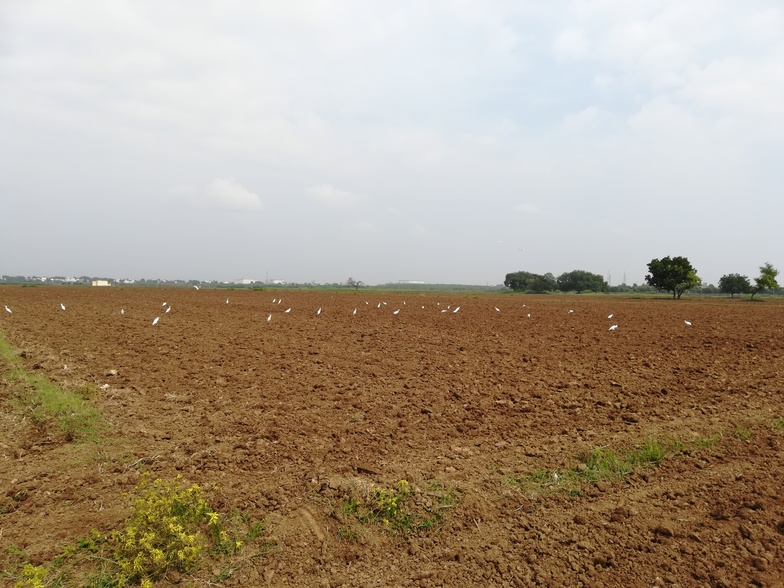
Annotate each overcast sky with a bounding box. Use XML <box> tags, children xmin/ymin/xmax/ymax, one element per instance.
<box><xmin>2</xmin><ymin>1</ymin><xmax>782</xmax><ymax>285</ymax></box>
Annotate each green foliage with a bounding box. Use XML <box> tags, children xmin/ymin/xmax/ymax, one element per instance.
<box><xmin>339</xmin><ymin>479</ymin><xmax>456</xmax><ymax>536</ymax></box>
<box><xmin>110</xmin><ymin>474</ymin><xmax>212</xmax><ymax>585</ymax></box>
<box><xmin>645</xmin><ymin>256</ymin><xmax>701</xmax><ymax>299</ymax></box>
<box><xmin>5</xmin><ymin>475</ymin><xmax>264</xmax><ymax>588</ymax></box>
<box><xmin>718</xmin><ymin>273</ymin><xmax>751</xmax><ymax>297</ymax></box>
<box><xmin>518</xmin><ymin>438</ymin><xmax>679</xmax><ymax>496</ymax></box>
<box><xmin>504</xmin><ymin>271</ymin><xmax>556</xmax><ymax>293</ymax></box>
<box><xmin>0</xmin><ymin>331</ymin><xmax>102</xmax><ymax>442</ymax></box>
<box><xmin>751</xmin><ymin>262</ymin><xmax>780</xmax><ymax>299</ymax></box>
<box><xmin>556</xmin><ymin>270</ymin><xmax>608</xmax><ymax>293</ymax></box>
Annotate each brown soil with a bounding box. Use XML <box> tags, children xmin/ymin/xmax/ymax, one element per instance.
<box><xmin>1</xmin><ymin>287</ymin><xmax>783</xmax><ymax>587</ymax></box>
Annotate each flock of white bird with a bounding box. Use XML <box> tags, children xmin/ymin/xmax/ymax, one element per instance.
<box><xmin>1</xmin><ymin>297</ymin><xmax>695</xmax><ymax>331</ymax></box>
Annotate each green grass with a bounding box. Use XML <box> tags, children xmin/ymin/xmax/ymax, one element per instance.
<box><xmin>336</xmin><ymin>479</ymin><xmax>458</xmax><ymax>537</ymax></box>
<box><xmin>691</xmin><ymin>432</ymin><xmax>724</xmax><ymax>448</ymax></box>
<box><xmin>772</xmin><ymin>418</ymin><xmax>784</xmax><ymax>431</ymax></box>
<box><xmin>0</xmin><ymin>329</ymin><xmax>103</xmax><ymax>442</ymax></box>
<box><xmin>516</xmin><ymin>437</ymin><xmax>680</xmax><ymax>497</ymax></box>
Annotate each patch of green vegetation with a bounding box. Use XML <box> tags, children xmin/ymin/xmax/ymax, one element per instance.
<box><xmin>772</xmin><ymin>418</ymin><xmax>784</xmax><ymax>431</ymax></box>
<box><xmin>691</xmin><ymin>432</ymin><xmax>724</xmax><ymax>448</ymax></box>
<box><xmin>0</xmin><ymin>330</ymin><xmax>103</xmax><ymax>442</ymax></box>
<box><xmin>516</xmin><ymin>437</ymin><xmax>680</xmax><ymax>497</ymax></box>
<box><xmin>337</xmin><ymin>479</ymin><xmax>458</xmax><ymax>537</ymax></box>
<box><xmin>733</xmin><ymin>424</ymin><xmax>754</xmax><ymax>441</ymax></box>
<box><xmin>5</xmin><ymin>474</ymin><xmax>268</xmax><ymax>588</ymax></box>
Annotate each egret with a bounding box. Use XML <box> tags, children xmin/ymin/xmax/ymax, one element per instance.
<box><xmin>272</xmin><ymin>298</ymin><xmax>277</xmax><ymax>303</ymax></box>
<box><xmin>684</xmin><ymin>320</ymin><xmax>692</xmax><ymax>326</ymax></box>
<box><xmin>285</xmin><ymin>308</ymin><xmax>291</xmax><ymax>313</ymax></box>
<box><xmin>453</xmin><ymin>306</ymin><xmax>460</xmax><ymax>313</ymax></box>
<box><xmin>527</xmin><ymin>313</ymin><xmax>531</xmax><ymax>318</ymax></box>
<box><xmin>609</xmin><ymin>324</ymin><xmax>618</xmax><ymax>331</ymax></box>
<box><xmin>393</xmin><ymin>309</ymin><xmax>400</xmax><ymax>315</ymax></box>
<box><xmin>352</xmin><ymin>308</ymin><xmax>357</xmax><ymax>316</ymax></box>
<box><xmin>120</xmin><ymin>308</ymin><xmax>125</xmax><ymax>315</ymax></box>
<box><xmin>608</xmin><ymin>314</ymin><xmax>614</xmax><ymax>319</ymax></box>
<box><xmin>568</xmin><ymin>309</ymin><xmax>574</xmax><ymax>314</ymax></box>
<box><xmin>166</xmin><ymin>306</ymin><xmax>171</xmax><ymax>313</ymax></box>
<box><xmin>377</xmin><ymin>303</ymin><xmax>381</xmax><ymax>308</ymax></box>
<box><xmin>60</xmin><ymin>303</ymin><xmax>66</xmax><ymax>311</ymax></box>
<box><xmin>226</xmin><ymin>297</ymin><xmax>229</xmax><ymax>304</ymax></box>
<box><xmin>4</xmin><ymin>305</ymin><xmax>11</xmax><ymax>314</ymax></box>
<box><xmin>441</xmin><ymin>309</ymin><xmax>448</xmax><ymax>313</ymax></box>
<box><xmin>317</xmin><ymin>307</ymin><xmax>322</xmax><ymax>315</ymax></box>
<box><xmin>267</xmin><ymin>314</ymin><xmax>272</xmax><ymax>322</ymax></box>
<box><xmin>162</xmin><ymin>301</ymin><xmax>167</xmax><ymax>307</ymax></box>
<box><xmin>495</xmin><ymin>307</ymin><xmax>500</xmax><ymax>312</ymax></box>
<box><xmin>193</xmin><ymin>285</ymin><xmax>200</xmax><ymax>290</ymax></box>
<box><xmin>152</xmin><ymin>317</ymin><xmax>160</xmax><ymax>326</ymax></box>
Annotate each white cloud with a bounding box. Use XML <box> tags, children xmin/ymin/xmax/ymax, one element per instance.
<box><xmin>207</xmin><ymin>178</ymin><xmax>262</xmax><ymax>210</ymax></box>
<box><xmin>308</xmin><ymin>184</ymin><xmax>358</xmax><ymax>206</ymax></box>
<box><xmin>173</xmin><ymin>178</ymin><xmax>261</xmax><ymax>211</ymax></box>
<box><xmin>553</xmin><ymin>28</ymin><xmax>588</xmax><ymax>61</ymax></box>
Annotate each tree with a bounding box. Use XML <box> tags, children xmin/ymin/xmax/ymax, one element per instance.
<box><xmin>346</xmin><ymin>277</ymin><xmax>364</xmax><ymax>292</ymax></box>
<box><xmin>556</xmin><ymin>270</ymin><xmax>608</xmax><ymax>293</ymax></box>
<box><xmin>504</xmin><ymin>271</ymin><xmax>555</xmax><ymax>293</ymax></box>
<box><xmin>718</xmin><ymin>274</ymin><xmax>751</xmax><ymax>298</ymax></box>
<box><xmin>751</xmin><ymin>262</ymin><xmax>779</xmax><ymax>300</ymax></box>
<box><xmin>645</xmin><ymin>256</ymin><xmax>701</xmax><ymax>299</ymax></box>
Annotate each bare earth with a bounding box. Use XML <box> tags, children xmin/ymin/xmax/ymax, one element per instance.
<box><xmin>1</xmin><ymin>287</ymin><xmax>783</xmax><ymax>587</ymax></box>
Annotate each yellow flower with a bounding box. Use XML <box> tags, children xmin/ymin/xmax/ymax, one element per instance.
<box><xmin>207</xmin><ymin>511</ymin><xmax>219</xmax><ymax>526</ymax></box>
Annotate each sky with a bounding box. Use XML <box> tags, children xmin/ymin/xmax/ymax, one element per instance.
<box><xmin>1</xmin><ymin>1</ymin><xmax>782</xmax><ymax>286</ymax></box>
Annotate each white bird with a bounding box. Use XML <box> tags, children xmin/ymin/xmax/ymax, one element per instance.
<box><xmin>365</xmin><ymin>301</ymin><xmax>369</xmax><ymax>305</ymax></box>
<box><xmin>382</xmin><ymin>301</ymin><xmax>387</xmax><ymax>306</ymax></box>
<box><xmin>193</xmin><ymin>285</ymin><xmax>199</xmax><ymax>290</ymax></box>
<box><xmin>226</xmin><ymin>297</ymin><xmax>229</xmax><ymax>304</ymax></box>
<box><xmin>608</xmin><ymin>314</ymin><xmax>614</xmax><ymax>319</ymax></box>
<box><xmin>267</xmin><ymin>314</ymin><xmax>272</xmax><ymax>322</ymax></box>
<box><xmin>60</xmin><ymin>303</ymin><xmax>66</xmax><ymax>311</ymax></box>
<box><xmin>421</xmin><ymin>305</ymin><xmax>425</xmax><ymax>309</ymax></box>
<box><xmin>272</xmin><ymin>298</ymin><xmax>277</xmax><ymax>303</ymax></box>
<box><xmin>393</xmin><ymin>309</ymin><xmax>400</xmax><ymax>315</ymax></box>
<box><xmin>441</xmin><ymin>309</ymin><xmax>448</xmax><ymax>313</ymax></box>
<box><xmin>495</xmin><ymin>307</ymin><xmax>500</xmax><ymax>312</ymax></box>
<box><xmin>317</xmin><ymin>307</ymin><xmax>322</xmax><ymax>315</ymax></box>
<box><xmin>165</xmin><ymin>306</ymin><xmax>171</xmax><ymax>313</ymax></box>
<box><xmin>403</xmin><ymin>301</ymin><xmax>406</xmax><ymax>305</ymax></box>
<box><xmin>453</xmin><ymin>306</ymin><xmax>460</xmax><ymax>313</ymax></box>
<box><xmin>352</xmin><ymin>308</ymin><xmax>357</xmax><ymax>316</ymax></box>
<box><xmin>4</xmin><ymin>305</ymin><xmax>11</xmax><ymax>314</ymax></box>
<box><xmin>120</xmin><ymin>308</ymin><xmax>125</xmax><ymax>315</ymax></box>
<box><xmin>609</xmin><ymin>324</ymin><xmax>618</xmax><ymax>331</ymax></box>
<box><xmin>162</xmin><ymin>301</ymin><xmax>167</xmax><ymax>307</ymax></box>
<box><xmin>527</xmin><ymin>313</ymin><xmax>531</xmax><ymax>318</ymax></box>
<box><xmin>568</xmin><ymin>309</ymin><xmax>574</xmax><ymax>314</ymax></box>
<box><xmin>684</xmin><ymin>320</ymin><xmax>692</xmax><ymax>326</ymax></box>
<box><xmin>152</xmin><ymin>317</ymin><xmax>160</xmax><ymax>326</ymax></box>
<box><xmin>377</xmin><ymin>302</ymin><xmax>381</xmax><ymax>308</ymax></box>
<box><xmin>278</xmin><ymin>299</ymin><xmax>282</xmax><ymax>304</ymax></box>
<box><xmin>285</xmin><ymin>308</ymin><xmax>291</xmax><ymax>313</ymax></box>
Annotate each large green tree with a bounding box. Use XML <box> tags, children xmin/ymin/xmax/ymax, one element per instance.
<box><xmin>504</xmin><ymin>271</ymin><xmax>556</xmax><ymax>293</ymax></box>
<box><xmin>751</xmin><ymin>262</ymin><xmax>780</xmax><ymax>300</ymax></box>
<box><xmin>718</xmin><ymin>274</ymin><xmax>751</xmax><ymax>298</ymax></box>
<box><xmin>556</xmin><ymin>270</ymin><xmax>608</xmax><ymax>293</ymax></box>
<box><xmin>645</xmin><ymin>256</ymin><xmax>701</xmax><ymax>299</ymax></box>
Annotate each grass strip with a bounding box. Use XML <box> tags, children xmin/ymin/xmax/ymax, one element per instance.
<box><xmin>0</xmin><ymin>329</ymin><xmax>102</xmax><ymax>442</ymax></box>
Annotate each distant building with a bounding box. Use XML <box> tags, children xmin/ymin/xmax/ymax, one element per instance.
<box><xmin>237</xmin><ymin>279</ymin><xmax>260</xmax><ymax>285</ymax></box>
<box><xmin>91</xmin><ymin>280</ymin><xmax>111</xmax><ymax>287</ymax></box>
<box><xmin>398</xmin><ymin>280</ymin><xmax>425</xmax><ymax>285</ymax></box>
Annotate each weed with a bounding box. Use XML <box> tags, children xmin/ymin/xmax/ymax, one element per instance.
<box><xmin>338</xmin><ymin>479</ymin><xmax>457</xmax><ymax>537</ymax></box>
<box><xmin>733</xmin><ymin>424</ymin><xmax>754</xmax><ymax>441</ymax></box>
<box><xmin>0</xmin><ymin>331</ymin><xmax>102</xmax><ymax>442</ymax></box>
<box><xmin>519</xmin><ymin>437</ymin><xmax>679</xmax><ymax>497</ymax></box>
<box><xmin>692</xmin><ymin>432</ymin><xmax>723</xmax><ymax>448</ymax></box>
<box><xmin>772</xmin><ymin>418</ymin><xmax>784</xmax><ymax>431</ymax></box>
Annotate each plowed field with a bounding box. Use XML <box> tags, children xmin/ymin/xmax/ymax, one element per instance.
<box><xmin>1</xmin><ymin>287</ymin><xmax>783</xmax><ymax>587</ymax></box>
